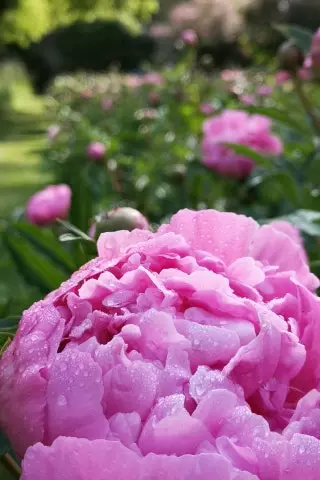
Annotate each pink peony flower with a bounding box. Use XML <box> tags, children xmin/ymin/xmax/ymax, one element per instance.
<box><xmin>47</xmin><ymin>125</ymin><xmax>60</xmax><ymax>141</ymax></box>
<box><xmin>1</xmin><ymin>208</ymin><xmax>320</xmax><ymax>480</ymax></box>
<box><xmin>275</xmin><ymin>71</ymin><xmax>291</xmax><ymax>85</ymax></box>
<box><xmin>257</xmin><ymin>85</ymin><xmax>273</xmax><ymax>97</ymax></box>
<box><xmin>87</xmin><ymin>142</ymin><xmax>106</xmax><ymax>161</ymax></box>
<box><xmin>201</xmin><ymin>110</ymin><xmax>283</xmax><ymax>178</ymax></box>
<box><xmin>25</xmin><ymin>184</ymin><xmax>71</xmax><ymax>226</ymax></box>
<box><xmin>239</xmin><ymin>94</ymin><xmax>256</xmax><ymax>106</ymax></box>
<box><xmin>200</xmin><ymin>103</ymin><xmax>215</xmax><ymax>115</ymax></box>
<box><xmin>181</xmin><ymin>29</ymin><xmax>198</xmax><ymax>46</ymax></box>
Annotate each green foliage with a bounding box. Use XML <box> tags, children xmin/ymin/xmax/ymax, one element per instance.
<box><xmin>0</xmin><ymin>0</ymin><xmax>158</xmax><ymax>45</ymax></box>
<box><xmin>275</xmin><ymin>24</ymin><xmax>313</xmax><ymax>55</ymax></box>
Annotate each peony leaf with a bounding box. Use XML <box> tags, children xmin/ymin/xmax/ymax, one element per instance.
<box><xmin>3</xmin><ymin>225</ymin><xmax>72</xmax><ymax>294</ymax></box>
<box><xmin>274</xmin><ymin>23</ymin><xmax>313</xmax><ymax>55</ymax></box>
<box><xmin>224</xmin><ymin>143</ymin><xmax>271</xmax><ymax>167</ymax></box>
<box><xmin>269</xmin><ymin>210</ymin><xmax>320</xmax><ymax>236</ymax></box>
<box><xmin>245</xmin><ymin>106</ymin><xmax>310</xmax><ymax>134</ymax></box>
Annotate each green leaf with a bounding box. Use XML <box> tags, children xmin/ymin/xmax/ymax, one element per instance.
<box><xmin>245</xmin><ymin>106</ymin><xmax>309</xmax><ymax>134</ymax></box>
<box><xmin>269</xmin><ymin>172</ymin><xmax>300</xmax><ymax>206</ymax></box>
<box><xmin>69</xmin><ymin>168</ymin><xmax>94</xmax><ymax>233</ymax></box>
<box><xmin>57</xmin><ymin>220</ymin><xmax>93</xmax><ymax>242</ymax></box>
<box><xmin>0</xmin><ymin>316</ymin><xmax>20</xmax><ymax>333</ymax></box>
<box><xmin>10</xmin><ymin>223</ymin><xmax>76</xmax><ymax>272</ymax></box>
<box><xmin>224</xmin><ymin>143</ymin><xmax>271</xmax><ymax>167</ymax></box>
<box><xmin>271</xmin><ymin>209</ymin><xmax>320</xmax><ymax>236</ymax></box>
<box><xmin>3</xmin><ymin>226</ymin><xmax>70</xmax><ymax>294</ymax></box>
<box><xmin>274</xmin><ymin>24</ymin><xmax>313</xmax><ymax>54</ymax></box>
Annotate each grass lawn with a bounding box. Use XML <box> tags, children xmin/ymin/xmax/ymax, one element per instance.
<box><xmin>0</xmin><ymin>62</ymin><xmax>51</xmax><ymax>479</ymax></box>
<box><xmin>0</xmin><ymin>62</ymin><xmax>51</xmax><ymax>310</ymax></box>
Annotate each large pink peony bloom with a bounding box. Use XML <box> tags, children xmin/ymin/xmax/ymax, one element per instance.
<box><xmin>1</xmin><ymin>209</ymin><xmax>320</xmax><ymax>479</ymax></box>
<box><xmin>201</xmin><ymin>110</ymin><xmax>283</xmax><ymax>178</ymax></box>
<box><xmin>26</xmin><ymin>184</ymin><xmax>71</xmax><ymax>226</ymax></box>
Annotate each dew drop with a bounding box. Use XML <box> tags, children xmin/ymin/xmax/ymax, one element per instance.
<box><xmin>57</xmin><ymin>395</ymin><xmax>67</xmax><ymax>407</ymax></box>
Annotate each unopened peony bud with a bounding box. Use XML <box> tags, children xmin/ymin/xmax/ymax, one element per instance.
<box><xmin>278</xmin><ymin>40</ymin><xmax>303</xmax><ymax>72</ymax></box>
<box><xmin>87</xmin><ymin>142</ymin><xmax>106</xmax><ymax>161</ymax></box>
<box><xmin>89</xmin><ymin>207</ymin><xmax>149</xmax><ymax>238</ymax></box>
<box><xmin>26</xmin><ymin>184</ymin><xmax>71</xmax><ymax>226</ymax></box>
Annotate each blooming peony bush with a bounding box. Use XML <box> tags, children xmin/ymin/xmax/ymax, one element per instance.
<box><xmin>25</xmin><ymin>184</ymin><xmax>72</xmax><ymax>226</ymax></box>
<box><xmin>1</xmin><ymin>209</ymin><xmax>320</xmax><ymax>479</ymax></box>
<box><xmin>201</xmin><ymin>110</ymin><xmax>283</xmax><ymax>178</ymax></box>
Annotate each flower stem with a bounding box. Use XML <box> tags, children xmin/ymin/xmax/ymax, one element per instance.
<box><xmin>1</xmin><ymin>453</ymin><xmax>21</xmax><ymax>478</ymax></box>
<box><xmin>293</xmin><ymin>75</ymin><xmax>320</xmax><ymax>135</ymax></box>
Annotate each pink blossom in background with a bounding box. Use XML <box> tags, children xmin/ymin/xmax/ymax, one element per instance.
<box><xmin>200</xmin><ymin>103</ymin><xmax>215</xmax><ymax>115</ymax></box>
<box><xmin>201</xmin><ymin>110</ymin><xmax>283</xmax><ymax>178</ymax></box>
<box><xmin>1</xmin><ymin>208</ymin><xmax>320</xmax><ymax>479</ymax></box>
<box><xmin>257</xmin><ymin>85</ymin><xmax>273</xmax><ymax>96</ymax></box>
<box><xmin>143</xmin><ymin>72</ymin><xmax>164</xmax><ymax>86</ymax></box>
<box><xmin>47</xmin><ymin>125</ymin><xmax>60</xmax><ymax>141</ymax></box>
<box><xmin>275</xmin><ymin>71</ymin><xmax>291</xmax><ymax>85</ymax></box>
<box><xmin>220</xmin><ymin>69</ymin><xmax>243</xmax><ymax>83</ymax></box>
<box><xmin>149</xmin><ymin>23</ymin><xmax>173</xmax><ymax>39</ymax></box>
<box><xmin>239</xmin><ymin>93</ymin><xmax>256</xmax><ymax>106</ymax></box>
<box><xmin>125</xmin><ymin>75</ymin><xmax>143</xmax><ymax>89</ymax></box>
<box><xmin>80</xmin><ymin>88</ymin><xmax>93</xmax><ymax>99</ymax></box>
<box><xmin>25</xmin><ymin>184</ymin><xmax>71</xmax><ymax>226</ymax></box>
<box><xmin>101</xmin><ymin>98</ymin><xmax>113</xmax><ymax>111</ymax></box>
<box><xmin>87</xmin><ymin>142</ymin><xmax>106</xmax><ymax>161</ymax></box>
<box><xmin>181</xmin><ymin>29</ymin><xmax>198</xmax><ymax>46</ymax></box>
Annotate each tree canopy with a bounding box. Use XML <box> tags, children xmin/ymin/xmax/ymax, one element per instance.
<box><xmin>0</xmin><ymin>0</ymin><xmax>159</xmax><ymax>45</ymax></box>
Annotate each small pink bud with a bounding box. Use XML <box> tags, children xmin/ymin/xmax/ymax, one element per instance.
<box><xmin>239</xmin><ymin>94</ymin><xmax>256</xmax><ymax>106</ymax></box>
<box><xmin>181</xmin><ymin>29</ymin><xmax>198</xmax><ymax>46</ymax></box>
<box><xmin>87</xmin><ymin>142</ymin><xmax>106</xmax><ymax>161</ymax></box>
<box><xmin>200</xmin><ymin>103</ymin><xmax>215</xmax><ymax>115</ymax></box>
<box><xmin>275</xmin><ymin>71</ymin><xmax>291</xmax><ymax>85</ymax></box>
<box><xmin>257</xmin><ymin>85</ymin><xmax>273</xmax><ymax>97</ymax></box>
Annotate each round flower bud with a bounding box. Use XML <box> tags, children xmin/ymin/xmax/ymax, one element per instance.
<box><xmin>277</xmin><ymin>40</ymin><xmax>304</xmax><ymax>72</ymax></box>
<box><xmin>25</xmin><ymin>184</ymin><xmax>71</xmax><ymax>226</ymax></box>
<box><xmin>89</xmin><ymin>207</ymin><xmax>150</xmax><ymax>239</ymax></box>
<box><xmin>87</xmin><ymin>142</ymin><xmax>106</xmax><ymax>161</ymax></box>
<box><xmin>181</xmin><ymin>29</ymin><xmax>198</xmax><ymax>46</ymax></box>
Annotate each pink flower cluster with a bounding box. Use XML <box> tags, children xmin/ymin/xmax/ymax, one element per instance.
<box><xmin>201</xmin><ymin>110</ymin><xmax>283</xmax><ymax>178</ymax></box>
<box><xmin>125</xmin><ymin>72</ymin><xmax>164</xmax><ymax>89</ymax></box>
<box><xmin>1</xmin><ymin>209</ymin><xmax>320</xmax><ymax>479</ymax></box>
<box><xmin>26</xmin><ymin>184</ymin><xmax>71</xmax><ymax>226</ymax></box>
